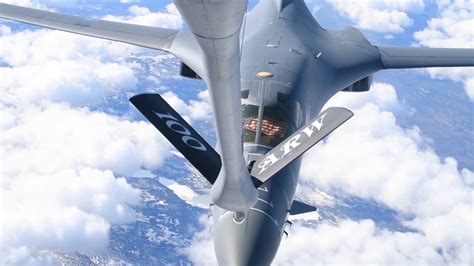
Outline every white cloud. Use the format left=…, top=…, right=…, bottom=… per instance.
left=415, top=0, right=473, bottom=48
left=292, top=85, right=473, bottom=264
left=0, top=167, right=140, bottom=264
left=0, top=29, right=140, bottom=107
left=162, top=90, right=212, bottom=122
left=414, top=0, right=474, bottom=101
left=184, top=83, right=473, bottom=265
left=0, top=29, right=138, bottom=66
left=465, top=78, right=474, bottom=99
left=0, top=25, right=11, bottom=35
left=304, top=1, right=323, bottom=17
left=0, top=4, right=187, bottom=263
left=326, top=0, right=425, bottom=32
left=274, top=219, right=445, bottom=265
left=0, top=2, right=189, bottom=109
left=180, top=215, right=216, bottom=265
left=0, top=103, right=175, bottom=264
left=0, top=0, right=42, bottom=8
left=159, top=177, right=197, bottom=201
left=103, top=3, right=182, bottom=29
left=329, top=83, right=404, bottom=111
left=158, top=177, right=212, bottom=209
left=1, top=104, right=172, bottom=176
left=128, top=5, right=150, bottom=16
left=2, top=169, right=135, bottom=236
left=0, top=59, right=137, bottom=107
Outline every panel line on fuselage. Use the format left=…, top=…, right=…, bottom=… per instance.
left=250, top=207, right=280, bottom=228
left=257, top=198, right=274, bottom=208
left=279, top=183, right=291, bottom=207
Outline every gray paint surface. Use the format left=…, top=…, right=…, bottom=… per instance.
left=1, top=0, right=473, bottom=265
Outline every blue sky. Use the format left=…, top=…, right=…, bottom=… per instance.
left=0, top=0, right=472, bottom=265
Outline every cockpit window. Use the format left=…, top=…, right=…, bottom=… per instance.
left=260, top=106, right=294, bottom=146
left=242, top=104, right=294, bottom=147
left=242, top=104, right=259, bottom=143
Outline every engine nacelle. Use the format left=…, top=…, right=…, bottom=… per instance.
left=342, top=75, right=373, bottom=92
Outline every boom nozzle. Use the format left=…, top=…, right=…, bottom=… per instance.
left=174, top=0, right=254, bottom=211
left=211, top=162, right=258, bottom=211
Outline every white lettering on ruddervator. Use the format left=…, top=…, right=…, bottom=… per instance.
left=280, top=134, right=301, bottom=156
left=257, top=153, right=279, bottom=174
left=257, top=112, right=327, bottom=175
left=301, top=112, right=326, bottom=137
left=154, top=111, right=207, bottom=151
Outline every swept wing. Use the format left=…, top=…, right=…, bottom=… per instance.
left=0, top=3, right=205, bottom=77
left=378, top=46, right=474, bottom=69
left=0, top=3, right=178, bottom=51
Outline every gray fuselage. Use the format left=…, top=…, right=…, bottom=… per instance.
left=211, top=1, right=364, bottom=265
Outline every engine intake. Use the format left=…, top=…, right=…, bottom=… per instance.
left=180, top=62, right=201, bottom=79
left=342, top=75, right=372, bottom=92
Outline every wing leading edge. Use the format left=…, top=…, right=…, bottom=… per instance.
left=378, top=46, right=474, bottom=69
left=0, top=3, right=178, bottom=52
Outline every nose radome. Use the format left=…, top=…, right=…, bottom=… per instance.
left=214, top=209, right=282, bottom=266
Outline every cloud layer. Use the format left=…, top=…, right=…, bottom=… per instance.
left=287, top=84, right=473, bottom=264
left=0, top=3, right=190, bottom=264
left=0, top=0, right=43, bottom=8
left=327, top=0, right=425, bottom=33
left=0, top=84, right=172, bottom=264
left=275, top=219, right=447, bottom=265
left=0, top=28, right=139, bottom=107
left=103, top=4, right=182, bottom=29
left=414, top=0, right=474, bottom=100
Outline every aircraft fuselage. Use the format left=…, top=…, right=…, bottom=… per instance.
left=212, top=1, right=350, bottom=264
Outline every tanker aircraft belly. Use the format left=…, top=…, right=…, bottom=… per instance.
left=1, top=0, right=473, bottom=265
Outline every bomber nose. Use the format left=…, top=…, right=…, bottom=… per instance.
left=214, top=210, right=282, bottom=265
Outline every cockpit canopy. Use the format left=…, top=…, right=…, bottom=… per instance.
left=242, top=104, right=295, bottom=147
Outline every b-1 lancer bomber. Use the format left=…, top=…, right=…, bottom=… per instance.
left=1, top=0, right=473, bottom=264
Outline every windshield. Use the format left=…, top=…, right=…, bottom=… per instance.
left=242, top=104, right=294, bottom=147
left=242, top=104, right=259, bottom=143
left=260, top=106, right=293, bottom=146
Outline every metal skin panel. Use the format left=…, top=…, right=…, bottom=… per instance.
left=213, top=209, right=281, bottom=265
